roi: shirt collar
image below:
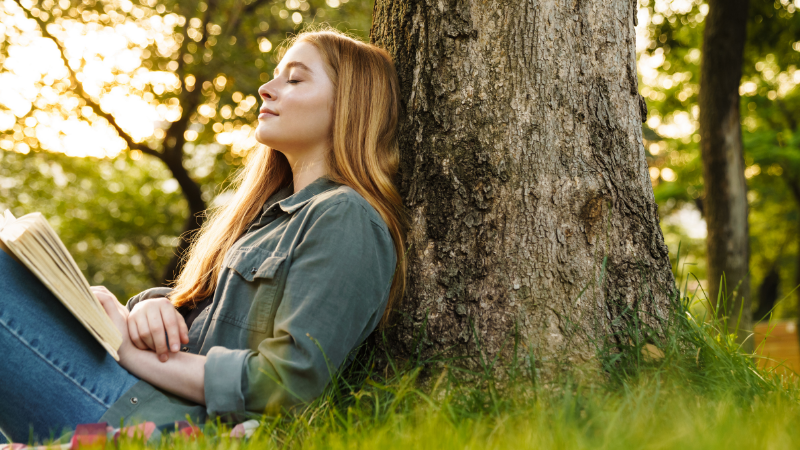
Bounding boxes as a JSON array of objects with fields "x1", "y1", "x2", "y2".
[{"x1": 262, "y1": 176, "x2": 340, "y2": 215}]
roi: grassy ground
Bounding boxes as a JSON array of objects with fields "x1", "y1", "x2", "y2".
[
  {"x1": 126, "y1": 259, "x2": 800, "y2": 450},
  {"x1": 15, "y1": 256, "x2": 795, "y2": 449}
]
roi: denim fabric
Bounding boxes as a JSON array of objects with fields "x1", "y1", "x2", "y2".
[{"x1": 0, "y1": 250, "x2": 139, "y2": 443}]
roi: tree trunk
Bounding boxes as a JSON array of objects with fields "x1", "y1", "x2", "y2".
[
  {"x1": 698, "y1": 0, "x2": 751, "y2": 351},
  {"x1": 753, "y1": 265, "x2": 778, "y2": 323},
  {"x1": 371, "y1": 0, "x2": 675, "y2": 370},
  {"x1": 783, "y1": 176, "x2": 800, "y2": 346},
  {"x1": 159, "y1": 155, "x2": 207, "y2": 284}
]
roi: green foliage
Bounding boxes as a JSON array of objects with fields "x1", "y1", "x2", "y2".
[
  {"x1": 0, "y1": 0, "x2": 373, "y2": 156},
  {"x1": 0, "y1": 149, "x2": 186, "y2": 299},
  {"x1": 640, "y1": 0, "x2": 800, "y2": 318}
]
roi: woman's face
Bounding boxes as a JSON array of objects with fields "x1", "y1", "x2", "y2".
[{"x1": 255, "y1": 42, "x2": 335, "y2": 157}]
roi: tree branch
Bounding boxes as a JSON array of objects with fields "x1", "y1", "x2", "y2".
[
  {"x1": 161, "y1": 0, "x2": 220, "y2": 160},
  {"x1": 12, "y1": 0, "x2": 160, "y2": 158},
  {"x1": 174, "y1": 12, "x2": 193, "y2": 86}
]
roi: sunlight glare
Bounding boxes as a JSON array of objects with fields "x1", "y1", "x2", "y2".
[{"x1": 0, "y1": 2, "x2": 192, "y2": 158}]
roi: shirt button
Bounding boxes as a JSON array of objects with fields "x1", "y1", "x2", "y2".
[
  {"x1": 251, "y1": 268, "x2": 257, "y2": 274},
  {"x1": 181, "y1": 346, "x2": 189, "y2": 352},
  {"x1": 130, "y1": 397, "x2": 138, "y2": 405}
]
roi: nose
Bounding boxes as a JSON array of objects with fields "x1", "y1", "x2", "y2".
[{"x1": 258, "y1": 81, "x2": 275, "y2": 101}]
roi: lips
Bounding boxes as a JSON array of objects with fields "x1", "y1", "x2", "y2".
[
  {"x1": 259, "y1": 107, "x2": 278, "y2": 116},
  {"x1": 258, "y1": 108, "x2": 278, "y2": 120}
]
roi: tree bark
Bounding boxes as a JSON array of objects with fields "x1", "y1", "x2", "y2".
[
  {"x1": 159, "y1": 154, "x2": 207, "y2": 284},
  {"x1": 698, "y1": 0, "x2": 751, "y2": 351},
  {"x1": 157, "y1": 73, "x2": 209, "y2": 284},
  {"x1": 371, "y1": 0, "x2": 675, "y2": 370}
]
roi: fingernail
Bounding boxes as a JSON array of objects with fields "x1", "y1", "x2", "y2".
[
  {"x1": 171, "y1": 344, "x2": 179, "y2": 352},
  {"x1": 160, "y1": 354, "x2": 168, "y2": 362}
]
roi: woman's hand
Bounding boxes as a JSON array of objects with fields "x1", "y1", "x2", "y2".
[
  {"x1": 128, "y1": 297, "x2": 189, "y2": 362},
  {"x1": 93, "y1": 287, "x2": 206, "y2": 404},
  {"x1": 91, "y1": 285, "x2": 137, "y2": 365}
]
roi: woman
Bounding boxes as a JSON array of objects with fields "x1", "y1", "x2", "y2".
[{"x1": 0, "y1": 28, "x2": 406, "y2": 442}]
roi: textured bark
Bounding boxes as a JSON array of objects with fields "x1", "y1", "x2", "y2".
[
  {"x1": 371, "y1": 0, "x2": 675, "y2": 370},
  {"x1": 698, "y1": 0, "x2": 751, "y2": 351}
]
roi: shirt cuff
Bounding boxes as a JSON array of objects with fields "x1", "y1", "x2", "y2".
[
  {"x1": 204, "y1": 346, "x2": 250, "y2": 416},
  {"x1": 125, "y1": 287, "x2": 174, "y2": 312}
]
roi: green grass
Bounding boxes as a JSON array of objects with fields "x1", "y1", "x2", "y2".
[
  {"x1": 21, "y1": 256, "x2": 799, "y2": 449},
  {"x1": 122, "y1": 259, "x2": 800, "y2": 450}
]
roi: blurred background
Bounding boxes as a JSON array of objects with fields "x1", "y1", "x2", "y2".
[{"x1": 0, "y1": 0, "x2": 798, "y2": 364}]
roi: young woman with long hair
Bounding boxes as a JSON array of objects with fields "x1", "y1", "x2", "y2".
[{"x1": 0, "y1": 27, "x2": 407, "y2": 442}]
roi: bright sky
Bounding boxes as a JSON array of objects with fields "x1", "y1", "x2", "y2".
[{"x1": 0, "y1": 0, "x2": 260, "y2": 159}]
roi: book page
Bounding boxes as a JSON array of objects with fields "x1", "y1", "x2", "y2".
[
  {"x1": 17, "y1": 235, "x2": 112, "y2": 340},
  {"x1": 8, "y1": 229, "x2": 121, "y2": 357},
  {"x1": 0, "y1": 211, "x2": 21, "y2": 264},
  {"x1": 0, "y1": 212, "x2": 121, "y2": 360},
  {"x1": 30, "y1": 220, "x2": 107, "y2": 322}
]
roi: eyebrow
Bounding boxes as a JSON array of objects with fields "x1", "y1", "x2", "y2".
[{"x1": 273, "y1": 61, "x2": 312, "y2": 77}]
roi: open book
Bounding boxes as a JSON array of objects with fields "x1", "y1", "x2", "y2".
[{"x1": 0, "y1": 210, "x2": 122, "y2": 360}]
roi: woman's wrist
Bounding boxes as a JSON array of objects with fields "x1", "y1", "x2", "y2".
[
  {"x1": 117, "y1": 346, "x2": 207, "y2": 405},
  {"x1": 117, "y1": 340, "x2": 145, "y2": 369}
]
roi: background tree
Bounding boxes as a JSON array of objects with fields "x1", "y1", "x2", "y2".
[
  {"x1": 371, "y1": 0, "x2": 675, "y2": 367},
  {"x1": 698, "y1": 0, "x2": 751, "y2": 349},
  {"x1": 637, "y1": 0, "x2": 800, "y2": 335}
]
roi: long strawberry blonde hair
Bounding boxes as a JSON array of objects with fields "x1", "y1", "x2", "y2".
[{"x1": 168, "y1": 28, "x2": 407, "y2": 327}]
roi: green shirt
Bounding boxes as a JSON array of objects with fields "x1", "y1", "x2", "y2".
[{"x1": 99, "y1": 176, "x2": 397, "y2": 425}]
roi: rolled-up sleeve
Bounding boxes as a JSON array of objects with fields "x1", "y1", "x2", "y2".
[
  {"x1": 125, "y1": 286, "x2": 174, "y2": 312},
  {"x1": 203, "y1": 198, "x2": 397, "y2": 416}
]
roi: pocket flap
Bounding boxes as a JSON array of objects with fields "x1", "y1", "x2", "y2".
[{"x1": 226, "y1": 247, "x2": 286, "y2": 282}]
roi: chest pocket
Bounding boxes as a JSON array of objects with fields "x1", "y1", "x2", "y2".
[{"x1": 215, "y1": 247, "x2": 287, "y2": 333}]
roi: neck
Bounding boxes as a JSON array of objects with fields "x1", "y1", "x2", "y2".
[{"x1": 285, "y1": 151, "x2": 328, "y2": 194}]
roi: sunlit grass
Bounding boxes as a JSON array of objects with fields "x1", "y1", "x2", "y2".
[
  {"x1": 105, "y1": 260, "x2": 800, "y2": 450},
  {"x1": 10, "y1": 249, "x2": 799, "y2": 449}
]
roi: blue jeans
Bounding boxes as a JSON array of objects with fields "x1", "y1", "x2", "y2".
[{"x1": 0, "y1": 250, "x2": 139, "y2": 444}]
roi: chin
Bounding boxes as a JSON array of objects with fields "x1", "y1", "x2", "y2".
[{"x1": 254, "y1": 130, "x2": 273, "y2": 147}]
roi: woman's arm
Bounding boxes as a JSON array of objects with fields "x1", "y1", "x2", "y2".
[
  {"x1": 93, "y1": 286, "x2": 207, "y2": 405},
  {"x1": 121, "y1": 346, "x2": 207, "y2": 405}
]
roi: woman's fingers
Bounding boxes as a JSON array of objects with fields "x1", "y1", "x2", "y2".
[
  {"x1": 127, "y1": 318, "x2": 148, "y2": 351},
  {"x1": 146, "y1": 308, "x2": 169, "y2": 361},
  {"x1": 178, "y1": 313, "x2": 190, "y2": 345},
  {"x1": 91, "y1": 286, "x2": 114, "y2": 312},
  {"x1": 127, "y1": 297, "x2": 187, "y2": 362},
  {"x1": 136, "y1": 314, "x2": 155, "y2": 351},
  {"x1": 91, "y1": 285, "x2": 129, "y2": 336},
  {"x1": 160, "y1": 302, "x2": 182, "y2": 353}
]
